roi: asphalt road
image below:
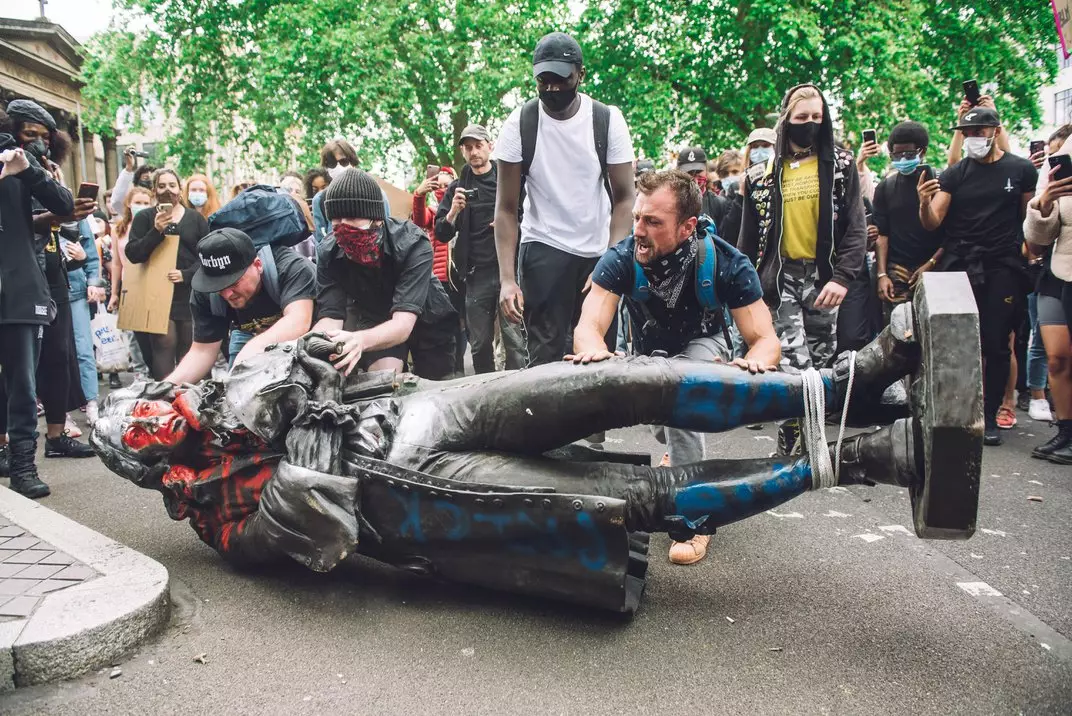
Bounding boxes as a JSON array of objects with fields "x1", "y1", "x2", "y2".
[{"x1": 3, "y1": 403, "x2": 1071, "y2": 715}]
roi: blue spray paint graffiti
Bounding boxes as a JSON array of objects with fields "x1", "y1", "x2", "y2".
[
  {"x1": 670, "y1": 371, "x2": 835, "y2": 432},
  {"x1": 672, "y1": 458, "x2": 812, "y2": 525},
  {"x1": 387, "y1": 488, "x2": 608, "y2": 571}
]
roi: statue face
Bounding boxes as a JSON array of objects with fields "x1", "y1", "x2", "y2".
[{"x1": 94, "y1": 392, "x2": 190, "y2": 464}]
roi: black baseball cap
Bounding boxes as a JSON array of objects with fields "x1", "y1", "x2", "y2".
[
  {"x1": 676, "y1": 146, "x2": 708, "y2": 173},
  {"x1": 191, "y1": 228, "x2": 257, "y2": 293},
  {"x1": 533, "y1": 32, "x2": 583, "y2": 79},
  {"x1": 635, "y1": 159, "x2": 655, "y2": 176},
  {"x1": 951, "y1": 107, "x2": 1000, "y2": 131}
]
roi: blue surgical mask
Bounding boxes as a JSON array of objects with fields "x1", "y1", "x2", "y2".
[
  {"x1": 749, "y1": 147, "x2": 773, "y2": 165},
  {"x1": 892, "y1": 153, "x2": 921, "y2": 175},
  {"x1": 188, "y1": 191, "x2": 208, "y2": 207}
]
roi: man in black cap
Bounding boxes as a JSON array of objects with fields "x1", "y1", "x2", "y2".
[
  {"x1": 918, "y1": 104, "x2": 1037, "y2": 446},
  {"x1": 0, "y1": 105, "x2": 75, "y2": 498},
  {"x1": 493, "y1": 31, "x2": 636, "y2": 368},
  {"x1": 313, "y1": 168, "x2": 458, "y2": 378},
  {"x1": 166, "y1": 228, "x2": 316, "y2": 384},
  {"x1": 435, "y1": 123, "x2": 526, "y2": 373},
  {"x1": 677, "y1": 145, "x2": 727, "y2": 231}
]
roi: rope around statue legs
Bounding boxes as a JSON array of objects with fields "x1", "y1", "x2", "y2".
[{"x1": 800, "y1": 351, "x2": 856, "y2": 489}]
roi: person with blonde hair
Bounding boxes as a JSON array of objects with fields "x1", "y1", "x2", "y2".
[
  {"x1": 183, "y1": 173, "x2": 221, "y2": 219},
  {"x1": 738, "y1": 84, "x2": 867, "y2": 454}
]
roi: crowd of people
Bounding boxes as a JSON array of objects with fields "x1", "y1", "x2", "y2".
[{"x1": 0, "y1": 31, "x2": 1068, "y2": 568}]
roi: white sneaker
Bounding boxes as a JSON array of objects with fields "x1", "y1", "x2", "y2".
[
  {"x1": 1029, "y1": 399, "x2": 1054, "y2": 422},
  {"x1": 85, "y1": 400, "x2": 99, "y2": 426},
  {"x1": 63, "y1": 414, "x2": 83, "y2": 439}
]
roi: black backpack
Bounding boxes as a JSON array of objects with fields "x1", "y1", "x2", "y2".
[{"x1": 519, "y1": 97, "x2": 613, "y2": 203}]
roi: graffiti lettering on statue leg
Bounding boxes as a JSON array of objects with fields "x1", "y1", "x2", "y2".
[{"x1": 387, "y1": 487, "x2": 607, "y2": 571}]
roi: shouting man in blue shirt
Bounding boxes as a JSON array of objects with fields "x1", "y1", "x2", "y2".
[{"x1": 569, "y1": 169, "x2": 781, "y2": 565}]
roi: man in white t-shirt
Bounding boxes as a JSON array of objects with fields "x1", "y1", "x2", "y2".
[{"x1": 493, "y1": 31, "x2": 636, "y2": 366}]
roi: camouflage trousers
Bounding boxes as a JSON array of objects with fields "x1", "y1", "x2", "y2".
[{"x1": 773, "y1": 260, "x2": 839, "y2": 372}]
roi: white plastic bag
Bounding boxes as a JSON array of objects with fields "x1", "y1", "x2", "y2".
[{"x1": 92, "y1": 310, "x2": 129, "y2": 372}]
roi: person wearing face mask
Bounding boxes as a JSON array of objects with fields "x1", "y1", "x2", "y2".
[
  {"x1": 126, "y1": 168, "x2": 209, "y2": 380},
  {"x1": 677, "y1": 146, "x2": 728, "y2": 232},
  {"x1": 108, "y1": 145, "x2": 156, "y2": 217},
  {"x1": 872, "y1": 122, "x2": 944, "y2": 318},
  {"x1": 738, "y1": 84, "x2": 866, "y2": 456},
  {"x1": 493, "y1": 32, "x2": 636, "y2": 369},
  {"x1": 108, "y1": 186, "x2": 155, "y2": 379},
  {"x1": 183, "y1": 174, "x2": 221, "y2": 219},
  {"x1": 413, "y1": 165, "x2": 464, "y2": 370},
  {"x1": 435, "y1": 125, "x2": 527, "y2": 374},
  {"x1": 727, "y1": 128, "x2": 777, "y2": 249},
  {"x1": 312, "y1": 168, "x2": 458, "y2": 379},
  {"x1": 0, "y1": 106, "x2": 75, "y2": 497},
  {"x1": 739, "y1": 84, "x2": 866, "y2": 370},
  {"x1": 918, "y1": 106, "x2": 1037, "y2": 446},
  {"x1": 310, "y1": 139, "x2": 391, "y2": 243}
]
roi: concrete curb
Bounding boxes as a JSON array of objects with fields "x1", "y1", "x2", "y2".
[{"x1": 0, "y1": 488, "x2": 170, "y2": 689}]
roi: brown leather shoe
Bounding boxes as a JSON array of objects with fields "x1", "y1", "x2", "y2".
[{"x1": 668, "y1": 534, "x2": 710, "y2": 565}]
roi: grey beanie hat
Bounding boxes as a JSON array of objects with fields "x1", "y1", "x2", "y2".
[{"x1": 322, "y1": 168, "x2": 386, "y2": 221}]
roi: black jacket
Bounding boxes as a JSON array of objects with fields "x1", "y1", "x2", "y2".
[
  {"x1": 0, "y1": 135, "x2": 74, "y2": 325},
  {"x1": 737, "y1": 84, "x2": 867, "y2": 308},
  {"x1": 702, "y1": 191, "x2": 728, "y2": 233}
]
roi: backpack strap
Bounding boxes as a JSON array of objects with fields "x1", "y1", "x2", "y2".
[
  {"x1": 694, "y1": 231, "x2": 718, "y2": 310},
  {"x1": 519, "y1": 98, "x2": 541, "y2": 180},
  {"x1": 631, "y1": 255, "x2": 650, "y2": 302},
  {"x1": 591, "y1": 100, "x2": 612, "y2": 203}
]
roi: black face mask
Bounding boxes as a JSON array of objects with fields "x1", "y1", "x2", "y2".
[
  {"x1": 23, "y1": 138, "x2": 49, "y2": 163},
  {"x1": 786, "y1": 121, "x2": 821, "y2": 150},
  {"x1": 539, "y1": 87, "x2": 577, "y2": 113}
]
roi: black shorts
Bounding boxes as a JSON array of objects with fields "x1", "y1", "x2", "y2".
[{"x1": 357, "y1": 321, "x2": 457, "y2": 380}]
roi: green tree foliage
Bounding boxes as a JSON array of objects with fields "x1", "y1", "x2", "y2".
[
  {"x1": 81, "y1": 0, "x2": 1060, "y2": 174},
  {"x1": 80, "y1": 0, "x2": 568, "y2": 175},
  {"x1": 578, "y1": 0, "x2": 1060, "y2": 159}
]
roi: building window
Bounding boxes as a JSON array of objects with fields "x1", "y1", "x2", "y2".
[
  {"x1": 1056, "y1": 88, "x2": 1072, "y2": 126},
  {"x1": 1061, "y1": 47, "x2": 1072, "y2": 70}
]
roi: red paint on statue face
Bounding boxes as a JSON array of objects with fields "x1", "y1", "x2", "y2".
[{"x1": 122, "y1": 400, "x2": 189, "y2": 452}]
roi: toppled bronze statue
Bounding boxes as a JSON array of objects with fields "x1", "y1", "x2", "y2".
[{"x1": 92, "y1": 274, "x2": 983, "y2": 613}]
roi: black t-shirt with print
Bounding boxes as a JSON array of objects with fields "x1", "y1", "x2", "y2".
[
  {"x1": 939, "y1": 153, "x2": 1037, "y2": 260},
  {"x1": 191, "y1": 246, "x2": 316, "y2": 343}
]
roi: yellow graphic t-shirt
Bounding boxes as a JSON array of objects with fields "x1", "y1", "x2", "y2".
[{"x1": 779, "y1": 158, "x2": 820, "y2": 260}]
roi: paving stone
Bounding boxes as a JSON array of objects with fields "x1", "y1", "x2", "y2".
[
  {"x1": 0, "y1": 564, "x2": 26, "y2": 579},
  {"x1": 0, "y1": 550, "x2": 15, "y2": 563},
  {"x1": 14, "y1": 564, "x2": 65, "y2": 581},
  {"x1": 0, "y1": 537, "x2": 38, "y2": 551},
  {"x1": 22, "y1": 579, "x2": 77, "y2": 597},
  {"x1": 0, "y1": 596, "x2": 39, "y2": 618},
  {"x1": 37, "y1": 552, "x2": 74, "y2": 566},
  {"x1": 6, "y1": 551, "x2": 50, "y2": 565},
  {"x1": 0, "y1": 579, "x2": 36, "y2": 596},
  {"x1": 50, "y1": 565, "x2": 96, "y2": 582},
  {"x1": 0, "y1": 526, "x2": 23, "y2": 538}
]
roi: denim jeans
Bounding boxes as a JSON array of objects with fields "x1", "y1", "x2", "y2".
[
  {"x1": 1027, "y1": 292, "x2": 1048, "y2": 392},
  {"x1": 69, "y1": 298, "x2": 98, "y2": 402}
]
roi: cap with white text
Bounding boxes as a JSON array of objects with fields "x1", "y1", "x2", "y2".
[{"x1": 191, "y1": 228, "x2": 256, "y2": 294}]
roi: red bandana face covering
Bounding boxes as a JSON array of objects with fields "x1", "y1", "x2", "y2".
[
  {"x1": 334, "y1": 223, "x2": 382, "y2": 266},
  {"x1": 693, "y1": 174, "x2": 708, "y2": 192}
]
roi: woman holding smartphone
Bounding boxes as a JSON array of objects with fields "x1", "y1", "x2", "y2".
[{"x1": 125, "y1": 168, "x2": 208, "y2": 379}]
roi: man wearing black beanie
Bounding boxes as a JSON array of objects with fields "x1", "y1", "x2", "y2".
[{"x1": 313, "y1": 168, "x2": 458, "y2": 378}]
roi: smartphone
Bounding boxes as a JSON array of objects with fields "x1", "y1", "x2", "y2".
[
  {"x1": 156, "y1": 203, "x2": 173, "y2": 214},
  {"x1": 963, "y1": 79, "x2": 981, "y2": 106},
  {"x1": 1030, "y1": 140, "x2": 1046, "y2": 156},
  {"x1": 1049, "y1": 154, "x2": 1072, "y2": 182},
  {"x1": 425, "y1": 164, "x2": 439, "y2": 180},
  {"x1": 77, "y1": 182, "x2": 99, "y2": 200},
  {"x1": 919, "y1": 164, "x2": 936, "y2": 182},
  {"x1": 862, "y1": 129, "x2": 877, "y2": 145}
]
